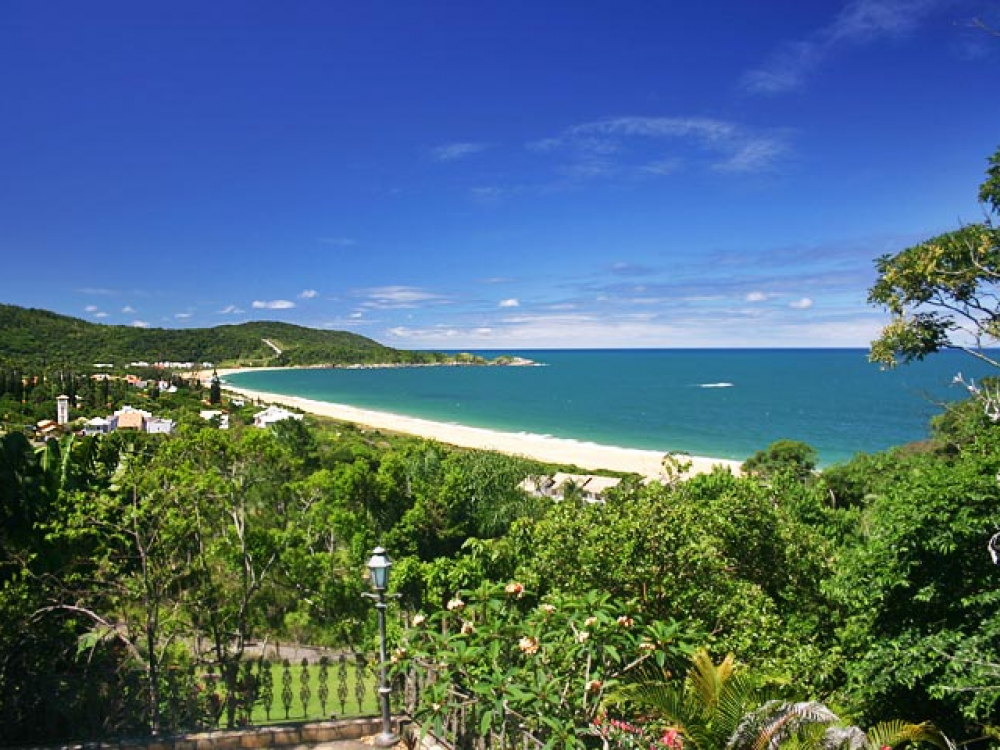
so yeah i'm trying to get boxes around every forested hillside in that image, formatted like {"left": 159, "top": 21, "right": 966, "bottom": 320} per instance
{"left": 0, "top": 304, "right": 440, "bottom": 367}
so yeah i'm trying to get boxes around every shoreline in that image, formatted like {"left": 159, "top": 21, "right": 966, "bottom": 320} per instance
{"left": 214, "top": 368, "right": 742, "bottom": 480}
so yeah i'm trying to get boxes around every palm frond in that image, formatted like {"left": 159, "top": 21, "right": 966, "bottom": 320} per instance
{"left": 727, "top": 700, "right": 840, "bottom": 750}
{"left": 865, "top": 721, "right": 952, "bottom": 750}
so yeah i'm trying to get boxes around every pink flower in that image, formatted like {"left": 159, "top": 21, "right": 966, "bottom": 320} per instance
{"left": 660, "top": 728, "right": 683, "bottom": 749}
{"left": 518, "top": 636, "right": 540, "bottom": 654}
{"left": 539, "top": 603, "right": 556, "bottom": 616}
{"left": 505, "top": 581, "right": 525, "bottom": 598}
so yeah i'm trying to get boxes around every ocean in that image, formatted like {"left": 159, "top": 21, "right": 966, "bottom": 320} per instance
{"left": 224, "top": 349, "right": 995, "bottom": 466}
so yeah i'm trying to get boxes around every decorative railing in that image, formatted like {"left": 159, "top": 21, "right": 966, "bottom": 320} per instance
{"left": 3, "top": 651, "right": 380, "bottom": 745}
{"left": 400, "top": 664, "right": 545, "bottom": 750}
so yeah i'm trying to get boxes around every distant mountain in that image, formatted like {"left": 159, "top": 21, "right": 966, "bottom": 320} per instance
{"left": 0, "top": 303, "right": 442, "bottom": 368}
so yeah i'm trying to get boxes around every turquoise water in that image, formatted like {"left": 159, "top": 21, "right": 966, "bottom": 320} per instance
{"left": 225, "top": 349, "right": 995, "bottom": 466}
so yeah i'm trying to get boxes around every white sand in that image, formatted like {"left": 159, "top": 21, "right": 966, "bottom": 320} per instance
{"left": 213, "top": 369, "right": 742, "bottom": 480}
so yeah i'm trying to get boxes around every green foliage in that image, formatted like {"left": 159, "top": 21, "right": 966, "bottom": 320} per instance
{"left": 0, "top": 303, "right": 433, "bottom": 368}
{"left": 824, "top": 436, "right": 1000, "bottom": 734}
{"left": 743, "top": 440, "right": 818, "bottom": 482}
{"left": 394, "top": 582, "right": 696, "bottom": 747}
{"left": 868, "top": 146, "right": 1000, "bottom": 370}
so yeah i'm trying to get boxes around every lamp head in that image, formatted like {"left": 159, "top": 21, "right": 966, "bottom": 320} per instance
{"left": 367, "top": 546, "right": 392, "bottom": 590}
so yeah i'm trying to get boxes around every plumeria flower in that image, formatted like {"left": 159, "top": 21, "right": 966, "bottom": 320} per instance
{"left": 539, "top": 603, "right": 556, "bottom": 616}
{"left": 584, "top": 616, "right": 598, "bottom": 628}
{"left": 446, "top": 597, "right": 465, "bottom": 611}
{"left": 616, "top": 615, "right": 634, "bottom": 628}
{"left": 460, "top": 620, "right": 475, "bottom": 635}
{"left": 639, "top": 641, "right": 656, "bottom": 651}
{"left": 518, "top": 635, "right": 540, "bottom": 654}
{"left": 504, "top": 581, "right": 525, "bottom": 598}
{"left": 585, "top": 679, "right": 603, "bottom": 693}
{"left": 576, "top": 630, "right": 590, "bottom": 643}
{"left": 412, "top": 613, "right": 426, "bottom": 627}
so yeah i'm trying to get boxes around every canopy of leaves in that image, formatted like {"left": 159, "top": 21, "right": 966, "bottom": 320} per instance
{"left": 868, "top": 147, "right": 1000, "bottom": 369}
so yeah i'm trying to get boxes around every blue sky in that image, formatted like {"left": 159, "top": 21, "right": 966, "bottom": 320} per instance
{"left": 2, "top": 1, "right": 998, "bottom": 349}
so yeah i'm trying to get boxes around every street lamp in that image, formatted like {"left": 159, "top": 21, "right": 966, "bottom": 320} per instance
{"left": 364, "top": 547, "right": 398, "bottom": 747}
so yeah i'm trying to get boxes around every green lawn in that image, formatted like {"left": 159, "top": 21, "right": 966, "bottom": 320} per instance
{"left": 244, "top": 660, "right": 381, "bottom": 724}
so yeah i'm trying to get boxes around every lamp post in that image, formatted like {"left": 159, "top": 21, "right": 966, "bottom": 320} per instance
{"left": 364, "top": 547, "right": 399, "bottom": 747}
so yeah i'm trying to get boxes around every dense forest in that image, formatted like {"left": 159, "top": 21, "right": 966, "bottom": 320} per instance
{"left": 0, "top": 304, "right": 460, "bottom": 368}
{"left": 0, "top": 150, "right": 998, "bottom": 748}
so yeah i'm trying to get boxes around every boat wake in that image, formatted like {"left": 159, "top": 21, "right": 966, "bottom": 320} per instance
{"left": 697, "top": 382, "right": 734, "bottom": 388}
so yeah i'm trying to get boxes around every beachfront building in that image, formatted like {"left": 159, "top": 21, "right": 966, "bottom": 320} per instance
{"left": 111, "top": 406, "right": 151, "bottom": 432}
{"left": 253, "top": 405, "right": 303, "bottom": 428}
{"left": 520, "top": 472, "right": 622, "bottom": 504}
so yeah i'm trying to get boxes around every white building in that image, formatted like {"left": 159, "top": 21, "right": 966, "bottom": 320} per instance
{"left": 56, "top": 395, "right": 70, "bottom": 425}
{"left": 253, "top": 405, "right": 303, "bottom": 428}
{"left": 83, "top": 417, "right": 110, "bottom": 436}
{"left": 145, "top": 417, "right": 176, "bottom": 435}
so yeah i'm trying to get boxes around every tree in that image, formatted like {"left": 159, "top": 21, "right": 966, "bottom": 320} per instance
{"left": 743, "top": 440, "right": 818, "bottom": 482}
{"left": 209, "top": 370, "right": 221, "bottom": 405}
{"left": 868, "top": 147, "right": 1000, "bottom": 370}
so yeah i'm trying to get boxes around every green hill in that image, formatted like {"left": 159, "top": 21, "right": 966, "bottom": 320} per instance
{"left": 0, "top": 303, "right": 443, "bottom": 368}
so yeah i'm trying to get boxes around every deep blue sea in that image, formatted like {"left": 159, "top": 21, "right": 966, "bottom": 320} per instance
{"left": 225, "top": 349, "right": 995, "bottom": 466}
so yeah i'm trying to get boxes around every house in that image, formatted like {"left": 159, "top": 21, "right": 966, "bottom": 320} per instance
{"left": 253, "top": 405, "right": 303, "bottom": 428}
{"left": 200, "top": 409, "right": 230, "bottom": 429}
{"left": 36, "top": 419, "right": 59, "bottom": 438}
{"left": 83, "top": 416, "right": 110, "bottom": 436}
{"left": 110, "top": 406, "right": 152, "bottom": 432}
{"left": 520, "top": 472, "right": 622, "bottom": 504}
{"left": 145, "top": 417, "right": 176, "bottom": 435}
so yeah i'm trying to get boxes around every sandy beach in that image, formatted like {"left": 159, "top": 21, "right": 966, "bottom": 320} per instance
{"left": 212, "top": 368, "right": 741, "bottom": 480}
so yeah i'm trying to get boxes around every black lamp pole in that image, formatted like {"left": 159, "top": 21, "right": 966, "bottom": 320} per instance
{"left": 365, "top": 547, "right": 398, "bottom": 747}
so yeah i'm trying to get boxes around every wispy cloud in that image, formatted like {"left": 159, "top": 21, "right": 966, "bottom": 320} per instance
{"left": 218, "top": 304, "right": 244, "bottom": 315}
{"left": 742, "top": 0, "right": 946, "bottom": 95}
{"left": 175, "top": 312, "right": 192, "bottom": 320}
{"left": 499, "top": 298, "right": 520, "bottom": 308}
{"left": 318, "top": 237, "right": 357, "bottom": 247}
{"left": 94, "top": 312, "right": 109, "bottom": 319}
{"left": 357, "top": 285, "right": 451, "bottom": 310}
{"left": 531, "top": 116, "right": 789, "bottom": 178}
{"left": 789, "top": 297, "right": 815, "bottom": 310}
{"left": 432, "top": 142, "right": 489, "bottom": 162}
{"left": 84, "top": 305, "right": 99, "bottom": 313}
{"left": 132, "top": 320, "right": 149, "bottom": 328}
{"left": 252, "top": 299, "right": 296, "bottom": 310}
{"left": 746, "top": 291, "right": 770, "bottom": 302}
{"left": 122, "top": 305, "right": 135, "bottom": 313}
{"left": 299, "top": 289, "right": 318, "bottom": 299}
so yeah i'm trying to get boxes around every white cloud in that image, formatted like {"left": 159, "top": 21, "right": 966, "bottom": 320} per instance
{"left": 299, "top": 289, "right": 318, "bottom": 299}
{"left": 742, "top": 0, "right": 945, "bottom": 95}
{"left": 538, "top": 116, "right": 788, "bottom": 175}
{"left": 85, "top": 305, "right": 99, "bottom": 313}
{"left": 358, "top": 285, "right": 450, "bottom": 309}
{"left": 789, "top": 297, "right": 815, "bottom": 310}
{"left": 499, "top": 298, "right": 520, "bottom": 308}
{"left": 350, "top": 312, "right": 364, "bottom": 319}
{"left": 218, "top": 304, "right": 244, "bottom": 315}
{"left": 94, "top": 312, "right": 109, "bottom": 319}
{"left": 432, "top": 142, "right": 489, "bottom": 161}
{"left": 122, "top": 305, "right": 135, "bottom": 313}
{"left": 252, "top": 299, "right": 296, "bottom": 310}
{"left": 746, "top": 291, "right": 769, "bottom": 303}
{"left": 175, "top": 312, "right": 192, "bottom": 320}
{"left": 132, "top": 320, "right": 150, "bottom": 328}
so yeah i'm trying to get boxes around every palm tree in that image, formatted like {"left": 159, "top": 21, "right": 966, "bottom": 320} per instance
{"left": 610, "top": 650, "right": 951, "bottom": 750}
{"left": 610, "top": 649, "right": 778, "bottom": 750}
